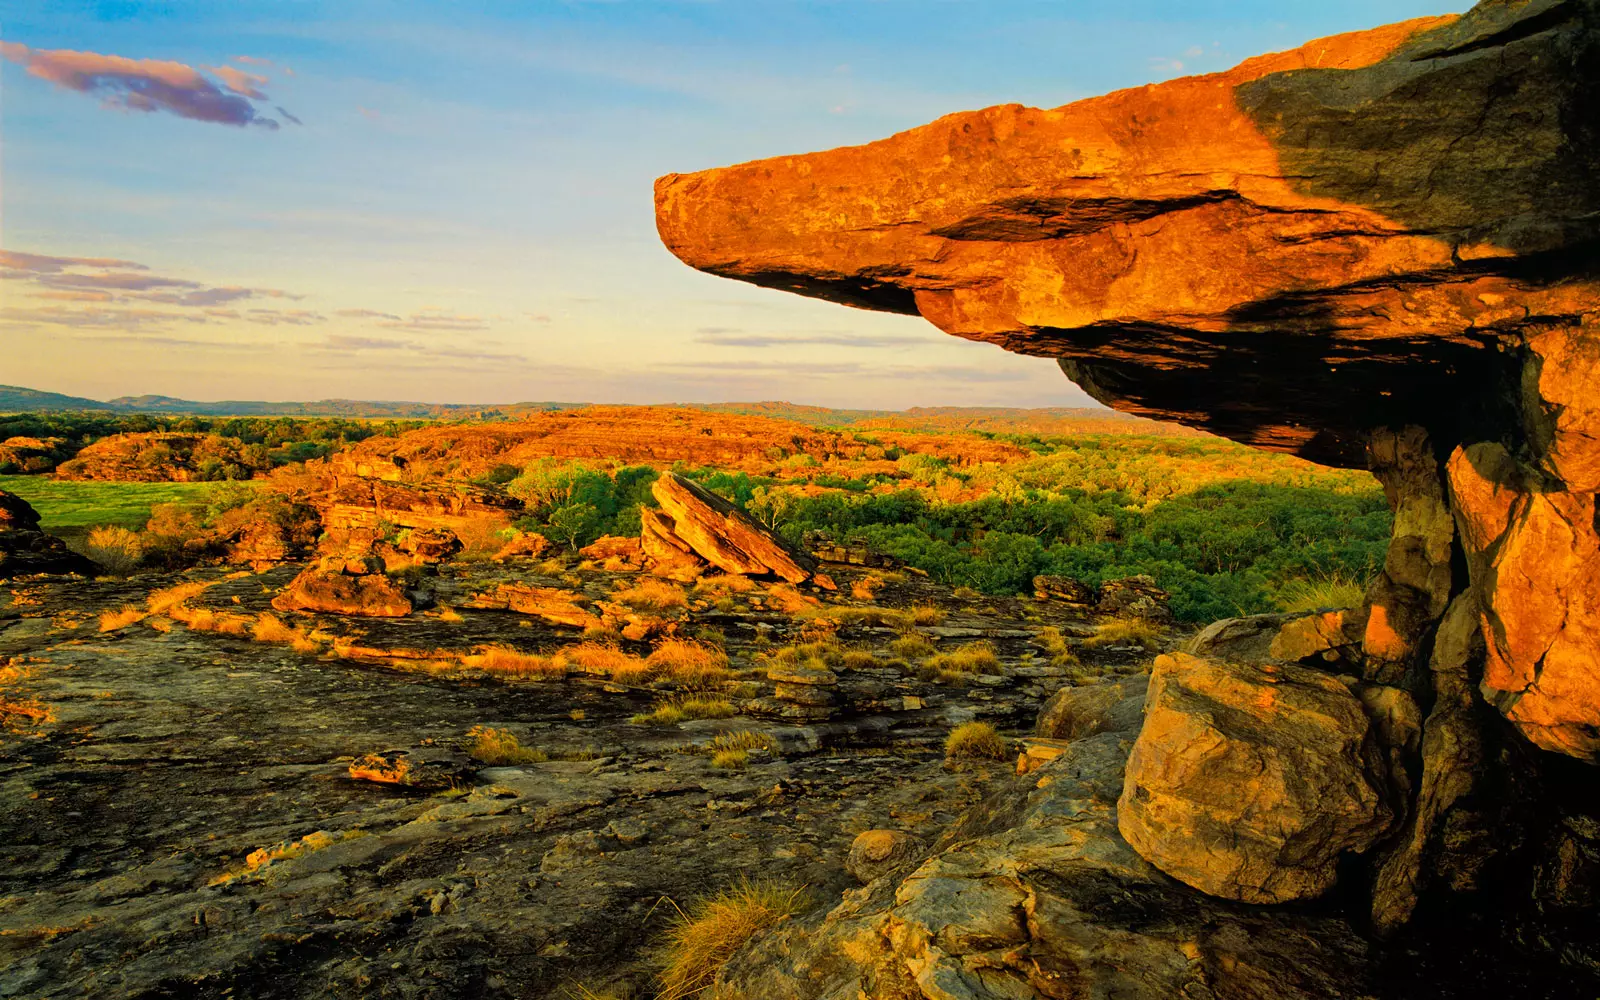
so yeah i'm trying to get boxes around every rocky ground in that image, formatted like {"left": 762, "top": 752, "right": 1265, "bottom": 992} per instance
{"left": 0, "top": 557, "right": 1145, "bottom": 999}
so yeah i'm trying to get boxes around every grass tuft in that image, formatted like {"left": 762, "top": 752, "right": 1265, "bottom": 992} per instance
{"left": 467, "top": 726, "right": 548, "bottom": 766}
{"left": 1277, "top": 573, "right": 1368, "bottom": 613}
{"left": 710, "top": 748, "right": 748, "bottom": 770}
{"left": 1081, "top": 620, "right": 1163, "bottom": 651}
{"left": 945, "top": 721, "right": 1008, "bottom": 760}
{"left": 647, "top": 639, "right": 729, "bottom": 685}
{"left": 615, "top": 578, "right": 689, "bottom": 610}
{"left": 657, "top": 878, "right": 810, "bottom": 1000}
{"left": 466, "top": 645, "right": 567, "bottom": 678}
{"left": 99, "top": 606, "right": 147, "bottom": 632}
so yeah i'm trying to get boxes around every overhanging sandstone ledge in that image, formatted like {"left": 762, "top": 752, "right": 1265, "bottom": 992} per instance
{"left": 658, "top": 0, "right": 1600, "bottom": 767}
{"left": 656, "top": 0, "right": 1600, "bottom": 468}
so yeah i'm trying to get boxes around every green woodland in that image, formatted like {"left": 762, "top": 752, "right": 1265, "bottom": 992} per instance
{"left": 500, "top": 447, "right": 1389, "bottom": 622}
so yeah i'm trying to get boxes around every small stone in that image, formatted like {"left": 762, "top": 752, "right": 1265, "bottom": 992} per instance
{"left": 846, "top": 829, "right": 924, "bottom": 884}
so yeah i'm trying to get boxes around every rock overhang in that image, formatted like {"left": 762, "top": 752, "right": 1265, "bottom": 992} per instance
{"left": 654, "top": 0, "right": 1600, "bottom": 469}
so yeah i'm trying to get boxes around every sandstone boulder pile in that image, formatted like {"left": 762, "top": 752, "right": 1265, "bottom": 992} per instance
{"left": 272, "top": 556, "right": 415, "bottom": 617}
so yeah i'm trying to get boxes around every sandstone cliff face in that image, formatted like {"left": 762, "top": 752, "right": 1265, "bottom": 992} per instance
{"left": 655, "top": 0, "right": 1600, "bottom": 767}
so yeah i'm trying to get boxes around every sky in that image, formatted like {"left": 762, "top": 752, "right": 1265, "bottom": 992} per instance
{"left": 2, "top": 0, "right": 1460, "bottom": 409}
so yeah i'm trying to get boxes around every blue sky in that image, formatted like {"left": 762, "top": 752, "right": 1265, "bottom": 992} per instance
{"left": 2, "top": 0, "right": 1458, "bottom": 407}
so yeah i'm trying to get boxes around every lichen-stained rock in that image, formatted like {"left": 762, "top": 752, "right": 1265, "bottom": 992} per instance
{"left": 1118, "top": 653, "right": 1395, "bottom": 904}
{"left": 846, "top": 830, "right": 924, "bottom": 886}
{"left": 271, "top": 562, "right": 414, "bottom": 618}
{"left": 650, "top": 472, "right": 816, "bottom": 583}
{"left": 1034, "top": 672, "right": 1147, "bottom": 741}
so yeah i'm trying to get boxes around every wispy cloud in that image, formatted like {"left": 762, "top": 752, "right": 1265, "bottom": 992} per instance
{"left": 0, "top": 248, "right": 291, "bottom": 307}
{"left": 694, "top": 327, "right": 932, "bottom": 349}
{"left": 0, "top": 42, "right": 292, "bottom": 129}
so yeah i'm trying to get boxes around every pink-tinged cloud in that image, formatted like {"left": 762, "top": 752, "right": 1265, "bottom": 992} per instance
{"left": 0, "top": 42, "right": 286, "bottom": 128}
{"left": 0, "top": 249, "right": 147, "bottom": 273}
{"left": 208, "top": 64, "right": 269, "bottom": 99}
{"left": 232, "top": 55, "right": 273, "bottom": 67}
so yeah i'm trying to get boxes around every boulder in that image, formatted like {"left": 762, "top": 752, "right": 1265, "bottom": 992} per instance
{"left": 579, "top": 535, "right": 644, "bottom": 569}
{"left": 491, "top": 531, "right": 550, "bottom": 561}
{"left": 1096, "top": 575, "right": 1173, "bottom": 623}
{"left": 654, "top": 0, "right": 1600, "bottom": 760}
{"left": 0, "top": 490, "right": 98, "bottom": 579}
{"left": 650, "top": 473, "right": 816, "bottom": 583}
{"left": 466, "top": 583, "right": 600, "bottom": 629}
{"left": 845, "top": 830, "right": 923, "bottom": 885}
{"left": 272, "top": 563, "right": 414, "bottom": 618}
{"left": 1118, "top": 653, "right": 1396, "bottom": 904}
{"left": 721, "top": 681, "right": 1381, "bottom": 1000}
{"left": 1034, "top": 673, "right": 1148, "bottom": 741}
{"left": 639, "top": 507, "right": 707, "bottom": 581}
{"left": 1186, "top": 613, "right": 1302, "bottom": 663}
{"left": 1032, "top": 574, "right": 1094, "bottom": 605}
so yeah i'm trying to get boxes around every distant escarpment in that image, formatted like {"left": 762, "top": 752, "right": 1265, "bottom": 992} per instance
{"left": 657, "top": 0, "right": 1600, "bottom": 987}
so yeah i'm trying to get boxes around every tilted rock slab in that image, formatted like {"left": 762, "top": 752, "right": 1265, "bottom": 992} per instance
{"left": 655, "top": 0, "right": 1600, "bottom": 761}
{"left": 650, "top": 472, "right": 816, "bottom": 582}
{"left": 1118, "top": 653, "right": 1396, "bottom": 904}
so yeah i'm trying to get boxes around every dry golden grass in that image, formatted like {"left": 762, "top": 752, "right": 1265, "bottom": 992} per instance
{"left": 561, "top": 642, "right": 653, "bottom": 684}
{"left": 945, "top": 721, "right": 1008, "bottom": 760}
{"left": 454, "top": 514, "right": 513, "bottom": 561}
{"left": 1034, "top": 626, "right": 1080, "bottom": 666}
{"left": 1277, "top": 573, "right": 1368, "bottom": 613}
{"left": 467, "top": 726, "right": 548, "bottom": 766}
{"left": 693, "top": 574, "right": 757, "bottom": 597}
{"left": 840, "top": 649, "right": 880, "bottom": 670}
{"left": 647, "top": 639, "right": 729, "bottom": 685}
{"left": 99, "top": 606, "right": 147, "bottom": 632}
{"left": 850, "top": 575, "right": 885, "bottom": 601}
{"left": 209, "top": 829, "right": 367, "bottom": 886}
{"left": 707, "top": 730, "right": 777, "bottom": 754}
{"left": 1082, "top": 620, "right": 1164, "bottom": 651}
{"left": 84, "top": 526, "right": 143, "bottom": 575}
{"left": 657, "top": 878, "right": 809, "bottom": 1000}
{"left": 763, "top": 584, "right": 815, "bottom": 614}
{"left": 910, "top": 603, "right": 947, "bottom": 626}
{"left": 927, "top": 640, "right": 999, "bottom": 675}
{"left": 146, "top": 581, "right": 213, "bottom": 615}
{"left": 889, "top": 634, "right": 936, "bottom": 660}
{"left": 803, "top": 605, "right": 910, "bottom": 629}
{"left": 615, "top": 578, "right": 689, "bottom": 610}
{"left": 251, "top": 613, "right": 322, "bottom": 653}
{"left": 630, "top": 694, "right": 735, "bottom": 726}
{"left": 710, "top": 748, "right": 748, "bottom": 769}
{"left": 465, "top": 645, "right": 568, "bottom": 678}
{"left": 435, "top": 605, "right": 465, "bottom": 623}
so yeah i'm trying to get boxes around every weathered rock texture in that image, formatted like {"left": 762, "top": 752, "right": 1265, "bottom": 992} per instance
{"left": 1118, "top": 653, "right": 1396, "bottom": 904}
{"left": 646, "top": 472, "right": 819, "bottom": 583}
{"left": 655, "top": 1, "right": 1600, "bottom": 767}
{"left": 0, "top": 491, "right": 97, "bottom": 579}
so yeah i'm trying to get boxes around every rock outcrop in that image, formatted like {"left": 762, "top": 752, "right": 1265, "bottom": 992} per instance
{"left": 53, "top": 432, "right": 264, "bottom": 482}
{"left": 720, "top": 678, "right": 1383, "bottom": 999}
{"left": 272, "top": 557, "right": 415, "bottom": 617}
{"left": 645, "top": 472, "right": 820, "bottom": 583}
{"left": 654, "top": 0, "right": 1600, "bottom": 949}
{"left": 0, "top": 491, "right": 97, "bottom": 579}
{"left": 1118, "top": 653, "right": 1397, "bottom": 904}
{"left": 655, "top": 0, "right": 1600, "bottom": 765}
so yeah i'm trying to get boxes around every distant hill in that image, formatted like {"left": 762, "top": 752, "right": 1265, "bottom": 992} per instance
{"left": 0, "top": 385, "right": 116, "bottom": 412}
{"left": 0, "top": 384, "right": 1141, "bottom": 432}
{"left": 0, "top": 385, "right": 589, "bottom": 419}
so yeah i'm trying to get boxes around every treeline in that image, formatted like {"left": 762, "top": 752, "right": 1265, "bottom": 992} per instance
{"left": 495, "top": 458, "right": 1390, "bottom": 623}
{"left": 0, "top": 413, "right": 430, "bottom": 474}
